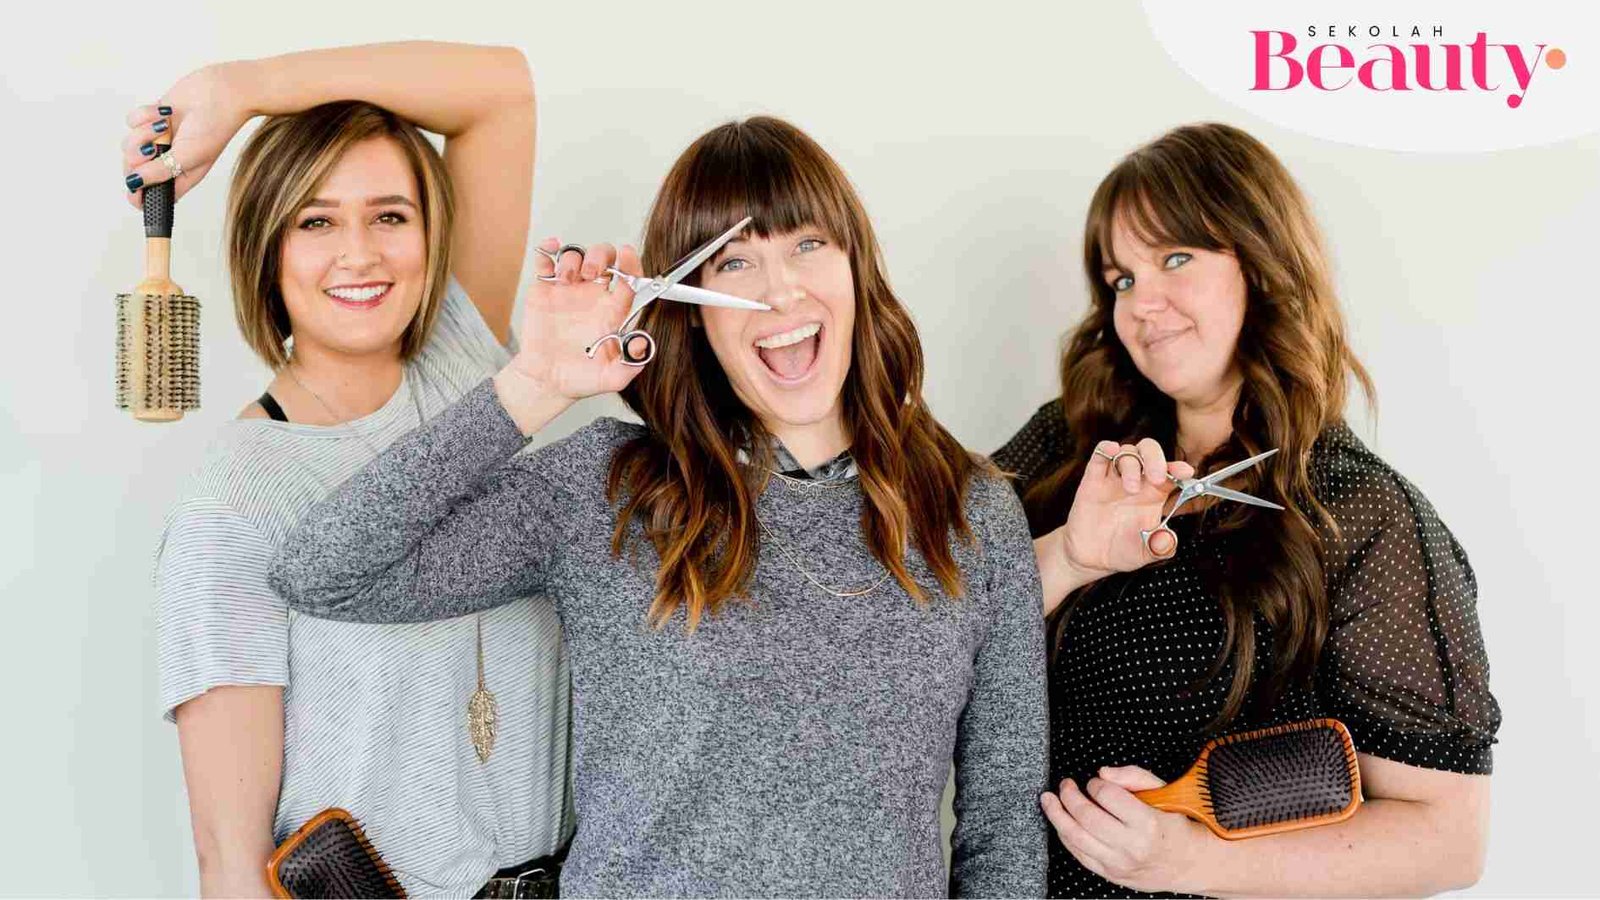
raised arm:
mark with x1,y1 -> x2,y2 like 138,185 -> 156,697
267,380 -> 572,623
991,401 -> 1193,615
269,242 -> 649,621
121,41 -> 534,342
949,478 -> 1049,898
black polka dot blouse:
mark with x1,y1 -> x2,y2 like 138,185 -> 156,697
992,400 -> 1501,899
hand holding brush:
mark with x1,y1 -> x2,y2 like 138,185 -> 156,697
1042,719 -> 1364,891
116,119 -> 199,421
117,69 -> 255,421
121,66 -> 248,208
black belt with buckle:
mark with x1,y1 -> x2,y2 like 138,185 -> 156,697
472,843 -> 568,899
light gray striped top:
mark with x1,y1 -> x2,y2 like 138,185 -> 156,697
153,279 -> 573,897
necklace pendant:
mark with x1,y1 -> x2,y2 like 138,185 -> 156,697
468,687 -> 498,762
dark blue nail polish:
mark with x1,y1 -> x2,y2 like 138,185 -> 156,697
157,105 -> 172,116
126,173 -> 144,192
139,142 -> 155,157
152,119 -> 168,134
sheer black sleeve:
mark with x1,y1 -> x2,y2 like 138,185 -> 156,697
1310,426 -> 1501,774
992,399 -> 1072,501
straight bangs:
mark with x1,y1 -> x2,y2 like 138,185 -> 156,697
643,123 -> 860,283
1084,158 -> 1234,302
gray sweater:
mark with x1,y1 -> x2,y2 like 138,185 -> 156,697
268,379 -> 1048,898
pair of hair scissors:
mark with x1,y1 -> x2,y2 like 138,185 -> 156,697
1097,446 -> 1286,556
533,216 -> 771,366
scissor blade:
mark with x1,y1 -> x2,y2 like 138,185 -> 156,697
661,216 -> 754,287
1201,483 -> 1285,510
659,283 -> 772,310
1201,448 -> 1280,485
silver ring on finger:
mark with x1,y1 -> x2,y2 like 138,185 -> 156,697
158,151 -> 184,179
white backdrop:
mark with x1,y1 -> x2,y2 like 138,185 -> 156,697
2,1 -> 1594,896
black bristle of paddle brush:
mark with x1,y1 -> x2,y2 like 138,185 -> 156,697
275,814 -> 403,898
1200,722 -> 1354,832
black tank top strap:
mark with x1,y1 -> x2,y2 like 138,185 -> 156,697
257,391 -> 288,423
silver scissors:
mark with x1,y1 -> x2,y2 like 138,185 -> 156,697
534,216 -> 771,366
1097,446 -> 1286,556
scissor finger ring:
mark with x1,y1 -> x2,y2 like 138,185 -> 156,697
1141,524 -> 1179,559
585,330 -> 657,367
615,331 -> 655,366
536,243 -> 590,283
1095,448 -> 1145,476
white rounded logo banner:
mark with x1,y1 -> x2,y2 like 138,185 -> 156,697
1140,0 -> 1599,151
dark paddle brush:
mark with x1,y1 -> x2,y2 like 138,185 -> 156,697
1135,718 -> 1363,840
267,808 -> 406,898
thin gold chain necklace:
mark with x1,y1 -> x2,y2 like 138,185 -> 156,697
756,464 -> 890,598
755,513 -> 892,598
285,359 -> 499,763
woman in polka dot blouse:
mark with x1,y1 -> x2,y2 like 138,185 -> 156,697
993,122 -> 1500,898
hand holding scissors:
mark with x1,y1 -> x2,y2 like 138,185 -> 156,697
533,216 -> 771,366
1094,444 -> 1285,556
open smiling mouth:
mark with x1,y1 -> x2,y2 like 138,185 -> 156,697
324,282 -> 392,310
754,322 -> 822,383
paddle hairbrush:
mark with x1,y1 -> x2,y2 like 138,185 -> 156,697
116,137 -> 199,421
1135,718 -> 1362,840
266,807 -> 406,898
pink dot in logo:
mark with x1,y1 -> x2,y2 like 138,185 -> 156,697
1547,48 -> 1567,69
1507,94 -> 1523,108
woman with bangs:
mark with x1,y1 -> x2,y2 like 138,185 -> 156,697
993,123 -> 1500,897
267,116 -> 1048,897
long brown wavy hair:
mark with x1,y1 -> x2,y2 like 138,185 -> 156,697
1024,122 -> 1375,727
608,116 -> 983,630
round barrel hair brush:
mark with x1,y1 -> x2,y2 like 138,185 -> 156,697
1135,718 -> 1363,840
116,137 -> 199,421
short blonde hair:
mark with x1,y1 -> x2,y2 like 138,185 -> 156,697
225,100 -> 454,369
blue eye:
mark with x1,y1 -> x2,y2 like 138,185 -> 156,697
1163,252 -> 1192,270
1110,274 -> 1134,293
797,238 -> 824,253
716,257 -> 749,273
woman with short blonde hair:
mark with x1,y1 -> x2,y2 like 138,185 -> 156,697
131,42 -> 571,897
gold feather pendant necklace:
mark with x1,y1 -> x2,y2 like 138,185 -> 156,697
286,356 -> 498,762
